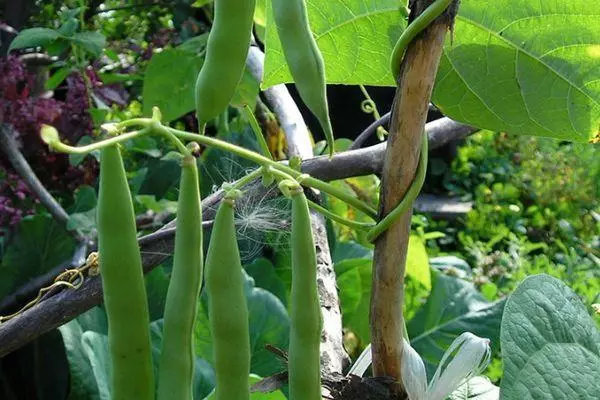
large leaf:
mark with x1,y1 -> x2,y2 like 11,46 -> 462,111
500,274 -> 600,399
0,215 -> 75,298
80,331 -> 111,400
433,0 -> 600,143
335,258 -> 372,343
204,374 -> 287,399
263,0 -> 600,142
70,31 -> 106,57
450,376 -> 500,400
335,240 -> 433,343
59,321 -> 103,400
195,270 -> 290,379
263,0 -> 408,87
406,235 -> 431,290
407,271 -> 505,377
244,258 -> 288,306
142,49 -> 204,122
150,320 -> 216,399
8,28 -> 61,52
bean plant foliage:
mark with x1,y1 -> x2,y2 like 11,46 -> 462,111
0,0 -> 598,399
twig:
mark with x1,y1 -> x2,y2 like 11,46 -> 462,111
349,112 -> 391,150
370,0 -> 459,390
301,117 -> 476,181
349,104 -> 446,151
0,124 -> 84,241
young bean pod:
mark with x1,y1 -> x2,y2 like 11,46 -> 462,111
157,154 -> 203,400
195,0 -> 256,131
288,185 -> 322,399
272,0 -> 335,157
97,145 -> 154,400
205,196 -> 251,400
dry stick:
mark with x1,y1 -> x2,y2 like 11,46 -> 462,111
0,119 -> 473,358
370,0 -> 459,390
246,44 -> 351,376
0,124 -> 73,232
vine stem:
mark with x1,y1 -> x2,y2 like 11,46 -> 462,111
47,128 -> 151,154
155,124 -> 378,219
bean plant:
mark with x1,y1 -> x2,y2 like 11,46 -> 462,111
17,0 -> 597,398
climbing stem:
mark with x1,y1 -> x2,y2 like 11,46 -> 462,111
155,125 -> 378,219
47,129 -> 151,154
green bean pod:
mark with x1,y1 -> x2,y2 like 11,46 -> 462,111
96,145 -> 154,400
195,0 -> 256,131
205,197 -> 251,400
157,155 -> 203,400
288,187 -> 322,399
272,0 -> 335,157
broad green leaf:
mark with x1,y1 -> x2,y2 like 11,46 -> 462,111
145,266 -> 171,322
80,331 -> 111,400
59,321 -> 102,400
245,258 -> 288,306
230,67 -> 260,109
199,130 -> 261,197
406,235 -> 431,290
263,0 -> 600,142
500,274 -> 600,399
150,320 -> 216,399
45,66 -> 73,90
204,374 -> 286,399
8,28 -> 61,52
332,241 -> 372,263
408,271 -> 505,377
433,0 -> 600,143
335,258 -> 372,343
195,271 -> 290,378
178,33 -> 209,54
137,156 -> 182,199
263,0 -> 408,87
0,215 -> 75,298
142,49 -> 204,122
450,376 -> 499,400
430,256 -> 472,277
70,31 -> 106,57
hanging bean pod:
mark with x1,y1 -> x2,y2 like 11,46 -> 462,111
97,145 -> 154,400
288,185 -> 322,399
157,153 -> 203,400
205,195 -> 251,400
195,0 -> 256,132
272,0 -> 335,157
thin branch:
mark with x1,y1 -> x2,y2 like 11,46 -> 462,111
0,117 -> 473,358
0,124 -> 84,241
349,104 -> 443,151
349,112 -> 391,150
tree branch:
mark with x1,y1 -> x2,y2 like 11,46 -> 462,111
0,124 -> 85,241
370,0 -> 459,390
0,117 -> 472,358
